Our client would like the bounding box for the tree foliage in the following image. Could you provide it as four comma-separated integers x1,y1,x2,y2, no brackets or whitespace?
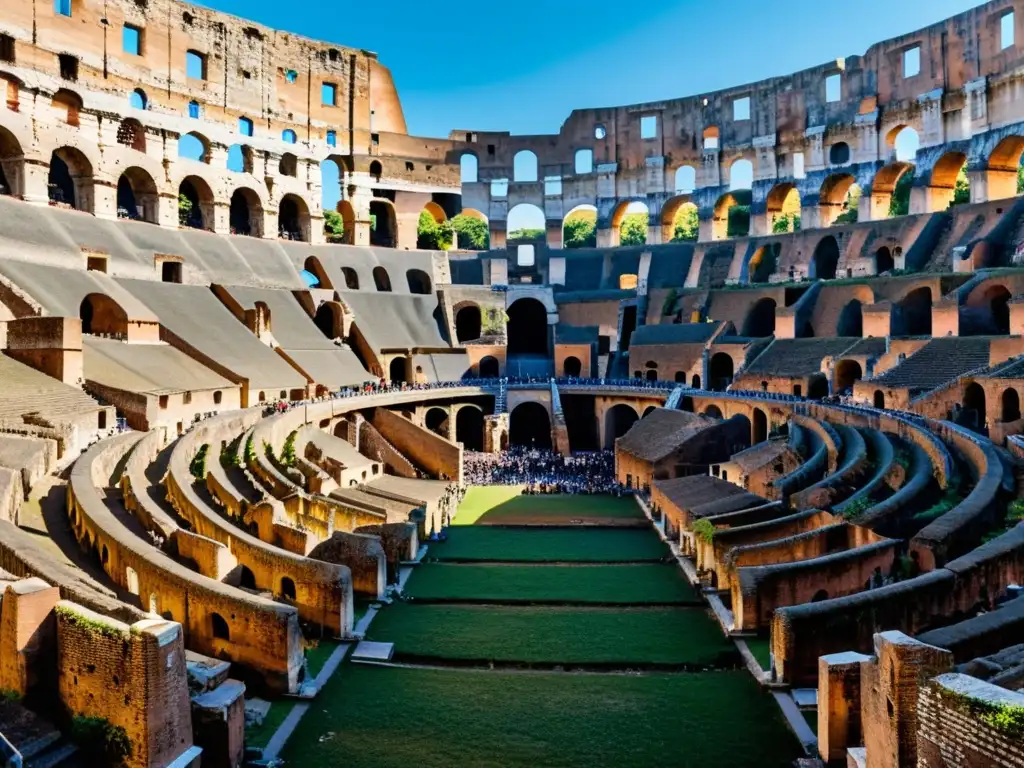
450,214,489,250
833,186,862,225
324,209,344,241
619,213,648,245
726,206,750,238
771,214,801,234
509,228,545,242
417,210,453,250
671,205,699,242
564,214,597,249
951,166,971,207
888,172,913,218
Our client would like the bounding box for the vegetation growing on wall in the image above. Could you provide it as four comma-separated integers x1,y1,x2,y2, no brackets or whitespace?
71,715,132,766
324,209,345,242
417,210,454,250
672,206,699,242
55,605,128,640
281,431,298,467
564,209,597,249
481,308,508,336
450,215,489,250
620,213,648,245
693,518,715,543
189,444,209,480
662,288,679,316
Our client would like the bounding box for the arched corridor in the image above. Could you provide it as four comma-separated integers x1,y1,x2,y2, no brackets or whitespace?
708,353,734,392
507,298,548,356
455,305,482,343
510,402,551,449
455,407,484,451
604,404,639,449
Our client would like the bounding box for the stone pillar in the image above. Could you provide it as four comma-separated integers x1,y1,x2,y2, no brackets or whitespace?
818,651,872,763
645,214,663,245
863,189,892,222
861,631,953,768
910,184,952,215
0,578,60,702
752,134,777,182
191,679,245,768
92,179,119,220
701,149,720,188
596,226,615,247
212,201,230,235
549,256,566,286
804,126,826,172
918,89,945,149
545,220,563,249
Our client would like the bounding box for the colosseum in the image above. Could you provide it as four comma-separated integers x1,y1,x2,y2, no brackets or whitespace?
0,0,1023,765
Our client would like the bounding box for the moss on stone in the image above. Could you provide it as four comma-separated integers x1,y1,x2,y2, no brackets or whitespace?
55,604,128,640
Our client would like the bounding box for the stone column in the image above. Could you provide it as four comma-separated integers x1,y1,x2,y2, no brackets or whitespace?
818,651,873,763
0,578,60,701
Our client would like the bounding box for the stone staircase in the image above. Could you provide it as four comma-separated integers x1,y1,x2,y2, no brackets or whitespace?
664,386,686,410
0,700,80,768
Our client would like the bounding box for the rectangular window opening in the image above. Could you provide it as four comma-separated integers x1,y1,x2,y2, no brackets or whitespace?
322,82,337,106
58,54,78,81
123,24,142,56
903,46,921,78
54,0,71,17
490,179,509,198
733,97,750,122
544,176,562,196
793,152,805,179
161,261,182,283
186,50,207,81
825,73,841,103
1002,11,1015,50
640,115,658,140
0,34,15,64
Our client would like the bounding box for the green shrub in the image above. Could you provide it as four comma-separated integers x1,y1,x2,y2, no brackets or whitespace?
661,288,679,317
189,443,209,480
693,519,715,543
450,215,489,250
619,214,648,246
71,715,132,766
481,308,508,336
417,210,454,250
840,495,873,520
281,431,298,468
564,215,597,249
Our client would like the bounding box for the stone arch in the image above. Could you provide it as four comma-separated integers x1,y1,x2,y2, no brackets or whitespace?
964,381,987,432
729,158,754,191
117,166,159,223
454,303,481,342
753,407,768,444
278,193,310,242
875,246,895,275
373,266,392,292
507,297,548,355
389,357,408,383
968,283,1012,335
115,118,146,153
808,373,829,400
886,125,920,161
455,406,484,451
460,153,478,184
819,173,861,227
745,243,780,284
369,160,383,182
741,297,776,337
810,235,840,280
873,390,885,409
563,356,582,377
406,269,432,295
513,150,538,182
610,200,649,246
328,199,355,245
985,134,1024,202
929,151,969,211
674,371,686,384
314,301,343,339
281,577,297,601
178,131,212,164
835,359,863,392
692,374,701,389
48,147,94,212
837,300,864,337
510,401,551,448
478,355,499,378
712,192,744,240
1002,388,1021,423
211,612,230,640
338,265,359,290
425,407,449,437
239,565,257,589
766,182,801,234
872,161,915,218
230,187,264,237
829,142,851,166
708,353,734,391
604,404,640,449
423,200,447,224
227,144,254,174
0,125,26,198
894,287,932,336
660,196,698,243
562,205,597,249
80,293,128,336
703,404,723,419
125,566,139,595
370,199,396,247
178,175,214,230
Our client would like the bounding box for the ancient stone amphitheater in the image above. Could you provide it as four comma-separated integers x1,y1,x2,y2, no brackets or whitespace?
0,0,1023,766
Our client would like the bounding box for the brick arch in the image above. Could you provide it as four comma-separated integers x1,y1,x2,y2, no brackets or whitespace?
765,182,801,233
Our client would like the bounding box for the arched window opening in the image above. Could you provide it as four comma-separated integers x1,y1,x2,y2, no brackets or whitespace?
211,613,230,640
513,150,538,182
574,149,594,175
230,188,263,237
708,353,734,392
282,129,297,144
964,382,987,434
455,305,481,343
675,165,696,194
829,142,851,165
564,356,582,377
116,118,146,152
478,356,499,378
281,577,296,600
811,236,840,280
507,298,548,356
51,89,82,126
894,287,932,336
875,246,895,275
178,132,210,163
729,158,753,191
873,390,885,409
369,160,382,181
239,566,256,589
279,153,297,177
674,372,686,383
741,298,776,336
369,200,395,247
373,266,392,292
835,360,863,393
117,167,158,223
460,154,478,184
1002,388,1021,423
278,194,309,241
48,147,93,211
341,267,359,290
407,269,432,294
510,402,552,449
610,200,650,246
604,404,639,449
837,300,863,337
129,89,147,110
389,357,407,383
227,144,254,174
178,177,211,230
425,408,449,437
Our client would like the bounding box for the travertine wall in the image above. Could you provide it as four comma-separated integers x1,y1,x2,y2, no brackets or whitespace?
370,407,463,482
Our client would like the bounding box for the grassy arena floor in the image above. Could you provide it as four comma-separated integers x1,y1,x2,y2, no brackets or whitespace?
281,663,801,768
404,562,702,604
453,486,643,525
430,526,669,562
366,603,738,668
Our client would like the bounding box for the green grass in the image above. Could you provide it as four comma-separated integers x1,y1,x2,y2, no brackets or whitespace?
244,699,294,749
281,663,801,767
367,603,736,668
404,563,701,604
305,638,343,679
454,487,642,525
430,526,669,563
746,637,772,671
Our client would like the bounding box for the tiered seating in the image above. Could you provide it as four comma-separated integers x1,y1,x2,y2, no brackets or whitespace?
867,336,992,394
739,338,859,380
66,433,304,694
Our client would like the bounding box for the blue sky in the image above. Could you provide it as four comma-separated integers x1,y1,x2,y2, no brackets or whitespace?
196,0,979,218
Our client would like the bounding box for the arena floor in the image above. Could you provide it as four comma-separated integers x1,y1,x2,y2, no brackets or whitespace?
281,489,801,766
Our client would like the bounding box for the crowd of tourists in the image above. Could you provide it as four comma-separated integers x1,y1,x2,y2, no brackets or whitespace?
462,448,620,494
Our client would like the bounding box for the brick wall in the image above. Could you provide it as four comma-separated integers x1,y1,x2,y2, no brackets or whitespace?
370,408,463,482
